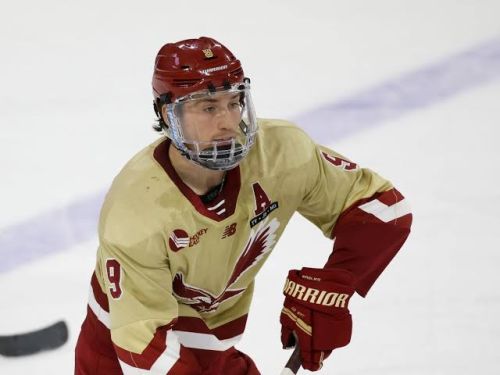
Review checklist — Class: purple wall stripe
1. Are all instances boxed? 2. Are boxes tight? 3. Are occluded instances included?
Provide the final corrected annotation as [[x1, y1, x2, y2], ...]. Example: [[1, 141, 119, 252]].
[[295, 37, 500, 142], [0, 192, 104, 273]]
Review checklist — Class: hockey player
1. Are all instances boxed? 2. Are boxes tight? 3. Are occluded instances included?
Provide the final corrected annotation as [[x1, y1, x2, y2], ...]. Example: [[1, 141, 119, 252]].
[[75, 37, 412, 374]]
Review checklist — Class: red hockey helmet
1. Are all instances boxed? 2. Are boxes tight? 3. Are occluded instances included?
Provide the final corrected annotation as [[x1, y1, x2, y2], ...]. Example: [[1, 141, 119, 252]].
[[152, 37, 245, 103], [151, 37, 258, 171]]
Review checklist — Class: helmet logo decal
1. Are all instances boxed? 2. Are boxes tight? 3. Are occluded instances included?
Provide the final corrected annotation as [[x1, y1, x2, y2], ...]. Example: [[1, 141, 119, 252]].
[[200, 65, 228, 75], [202, 48, 214, 58]]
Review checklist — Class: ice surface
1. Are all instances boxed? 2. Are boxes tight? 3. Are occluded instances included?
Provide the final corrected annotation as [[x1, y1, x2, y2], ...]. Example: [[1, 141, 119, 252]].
[[1, 0, 500, 373]]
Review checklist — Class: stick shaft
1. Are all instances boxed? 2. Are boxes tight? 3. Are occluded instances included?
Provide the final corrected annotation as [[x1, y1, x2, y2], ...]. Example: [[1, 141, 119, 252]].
[[281, 332, 301, 374]]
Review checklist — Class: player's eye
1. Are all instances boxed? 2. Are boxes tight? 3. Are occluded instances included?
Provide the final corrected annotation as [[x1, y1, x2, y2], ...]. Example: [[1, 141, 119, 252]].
[[203, 106, 216, 113]]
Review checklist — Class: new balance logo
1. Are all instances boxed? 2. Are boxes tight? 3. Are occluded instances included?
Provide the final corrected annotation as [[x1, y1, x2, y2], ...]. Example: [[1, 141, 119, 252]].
[[222, 223, 237, 239]]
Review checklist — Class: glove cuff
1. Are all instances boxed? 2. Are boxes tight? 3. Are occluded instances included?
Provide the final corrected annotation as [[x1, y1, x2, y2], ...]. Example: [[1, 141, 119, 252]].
[[300, 267, 356, 286]]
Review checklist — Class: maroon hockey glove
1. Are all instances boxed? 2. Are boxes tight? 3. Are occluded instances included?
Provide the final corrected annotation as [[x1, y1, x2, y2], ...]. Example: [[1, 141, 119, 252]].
[[280, 267, 355, 371]]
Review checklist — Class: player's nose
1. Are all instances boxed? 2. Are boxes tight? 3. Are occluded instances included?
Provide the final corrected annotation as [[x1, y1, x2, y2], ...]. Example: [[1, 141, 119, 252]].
[[215, 110, 237, 131]]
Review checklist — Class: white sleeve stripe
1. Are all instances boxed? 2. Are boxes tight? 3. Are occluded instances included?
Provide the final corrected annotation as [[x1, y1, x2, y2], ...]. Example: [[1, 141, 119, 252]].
[[119, 331, 181, 374], [174, 330, 242, 351], [88, 287, 111, 329], [149, 332, 181, 374], [119, 361, 144, 375], [88, 290, 180, 374], [359, 198, 411, 223]]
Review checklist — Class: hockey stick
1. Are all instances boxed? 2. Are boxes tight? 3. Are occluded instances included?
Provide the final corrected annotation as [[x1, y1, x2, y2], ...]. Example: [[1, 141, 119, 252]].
[[280, 332, 302, 375], [0, 320, 68, 357]]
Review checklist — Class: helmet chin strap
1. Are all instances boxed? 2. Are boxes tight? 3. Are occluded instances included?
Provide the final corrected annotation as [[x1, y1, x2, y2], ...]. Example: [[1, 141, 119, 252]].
[[239, 120, 249, 134]]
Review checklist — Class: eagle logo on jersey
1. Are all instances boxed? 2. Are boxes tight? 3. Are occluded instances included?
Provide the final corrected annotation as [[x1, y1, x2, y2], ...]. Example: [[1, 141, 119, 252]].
[[172, 218, 280, 312]]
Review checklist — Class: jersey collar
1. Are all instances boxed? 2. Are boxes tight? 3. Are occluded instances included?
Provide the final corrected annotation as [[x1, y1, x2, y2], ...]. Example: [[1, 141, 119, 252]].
[[153, 138, 241, 221]]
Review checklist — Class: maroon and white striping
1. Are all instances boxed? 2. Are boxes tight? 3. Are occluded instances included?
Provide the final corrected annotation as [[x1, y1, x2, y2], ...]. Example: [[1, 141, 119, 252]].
[[207, 199, 226, 216]]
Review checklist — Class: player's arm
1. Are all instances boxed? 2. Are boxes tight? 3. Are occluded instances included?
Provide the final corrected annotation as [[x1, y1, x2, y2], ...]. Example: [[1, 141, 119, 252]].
[[280, 139, 412, 371], [96, 234, 188, 374], [300, 144, 412, 296]]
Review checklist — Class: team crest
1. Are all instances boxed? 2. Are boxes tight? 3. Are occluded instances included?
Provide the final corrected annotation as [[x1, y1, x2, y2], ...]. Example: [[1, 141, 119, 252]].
[[202, 48, 214, 58], [169, 229, 189, 251], [169, 228, 208, 252], [173, 217, 280, 312]]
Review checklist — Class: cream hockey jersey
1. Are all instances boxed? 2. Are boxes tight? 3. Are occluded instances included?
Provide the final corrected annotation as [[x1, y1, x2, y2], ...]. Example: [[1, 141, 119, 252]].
[[84, 119, 412, 372]]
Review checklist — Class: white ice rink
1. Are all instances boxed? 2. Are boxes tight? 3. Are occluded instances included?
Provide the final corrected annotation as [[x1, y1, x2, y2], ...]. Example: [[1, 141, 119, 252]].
[[1, 0, 500, 374]]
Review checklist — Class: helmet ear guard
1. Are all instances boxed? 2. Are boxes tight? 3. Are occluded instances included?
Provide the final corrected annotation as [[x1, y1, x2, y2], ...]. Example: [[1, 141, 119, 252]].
[[153, 92, 173, 131]]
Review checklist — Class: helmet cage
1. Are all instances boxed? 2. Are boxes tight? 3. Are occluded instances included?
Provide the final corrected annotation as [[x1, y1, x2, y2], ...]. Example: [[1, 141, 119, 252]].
[[162, 79, 258, 171]]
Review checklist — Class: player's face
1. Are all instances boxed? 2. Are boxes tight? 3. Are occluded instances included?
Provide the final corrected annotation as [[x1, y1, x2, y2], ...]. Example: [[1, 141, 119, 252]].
[[179, 91, 243, 145], [161, 82, 258, 171]]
